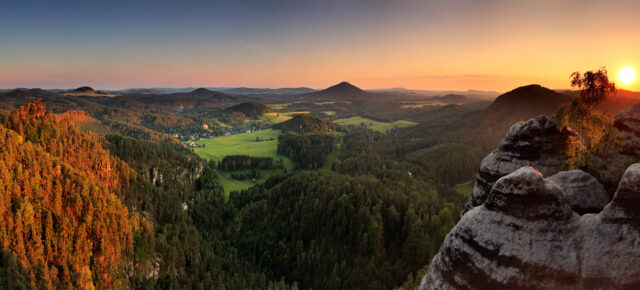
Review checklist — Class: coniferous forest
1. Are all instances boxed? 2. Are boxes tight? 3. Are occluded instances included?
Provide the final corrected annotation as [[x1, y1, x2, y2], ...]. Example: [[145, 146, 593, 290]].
[[3, 2, 640, 288], [0, 99, 470, 289]]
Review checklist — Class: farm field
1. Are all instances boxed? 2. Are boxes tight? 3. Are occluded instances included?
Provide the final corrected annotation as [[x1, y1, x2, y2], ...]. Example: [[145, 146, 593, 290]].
[[333, 116, 418, 133], [193, 129, 293, 196]]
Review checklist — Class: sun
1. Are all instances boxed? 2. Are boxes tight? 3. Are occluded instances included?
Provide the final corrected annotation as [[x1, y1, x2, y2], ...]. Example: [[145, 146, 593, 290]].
[[619, 67, 636, 85]]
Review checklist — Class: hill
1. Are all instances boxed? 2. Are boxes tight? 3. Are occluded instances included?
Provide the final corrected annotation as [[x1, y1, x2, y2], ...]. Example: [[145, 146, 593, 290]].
[[223, 87, 316, 96], [487, 84, 572, 117], [432, 94, 475, 104], [0, 99, 145, 288], [110, 88, 238, 111], [224, 102, 274, 118], [272, 114, 340, 133], [301, 81, 374, 101], [188, 87, 227, 98], [72, 86, 95, 93]]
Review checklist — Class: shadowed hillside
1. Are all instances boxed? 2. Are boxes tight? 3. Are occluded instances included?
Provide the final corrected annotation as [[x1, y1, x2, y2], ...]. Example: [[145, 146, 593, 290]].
[[273, 114, 341, 133]]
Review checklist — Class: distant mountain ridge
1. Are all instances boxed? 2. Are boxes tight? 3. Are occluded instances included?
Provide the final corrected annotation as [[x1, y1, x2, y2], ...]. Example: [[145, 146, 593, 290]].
[[223, 87, 316, 96]]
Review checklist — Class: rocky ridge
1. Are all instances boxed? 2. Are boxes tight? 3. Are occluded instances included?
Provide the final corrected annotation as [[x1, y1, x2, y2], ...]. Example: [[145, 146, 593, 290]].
[[421, 111, 640, 289], [461, 115, 577, 216]]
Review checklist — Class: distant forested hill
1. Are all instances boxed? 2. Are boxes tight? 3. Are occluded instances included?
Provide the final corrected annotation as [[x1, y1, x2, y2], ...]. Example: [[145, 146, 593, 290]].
[[273, 114, 341, 133], [224, 102, 274, 118]]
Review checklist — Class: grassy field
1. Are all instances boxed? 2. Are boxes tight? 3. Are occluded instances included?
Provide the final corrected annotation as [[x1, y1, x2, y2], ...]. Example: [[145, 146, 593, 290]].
[[454, 182, 473, 198], [321, 111, 336, 116], [260, 112, 293, 124], [192, 129, 292, 196], [260, 111, 311, 124], [319, 143, 340, 172], [333, 116, 418, 133], [266, 103, 291, 110]]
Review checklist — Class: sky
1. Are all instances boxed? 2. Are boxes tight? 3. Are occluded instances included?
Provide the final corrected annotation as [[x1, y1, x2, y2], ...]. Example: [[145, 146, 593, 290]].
[[1, 0, 639, 91]]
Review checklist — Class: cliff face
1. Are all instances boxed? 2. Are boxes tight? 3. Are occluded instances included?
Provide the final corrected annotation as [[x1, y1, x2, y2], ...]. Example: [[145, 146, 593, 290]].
[[421, 165, 640, 289], [421, 111, 640, 289], [462, 115, 577, 216]]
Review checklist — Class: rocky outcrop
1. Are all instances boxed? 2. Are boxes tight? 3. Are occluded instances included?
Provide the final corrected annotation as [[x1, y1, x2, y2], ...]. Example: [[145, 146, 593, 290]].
[[189, 162, 204, 180], [548, 170, 609, 214], [613, 103, 640, 157], [420, 164, 640, 289], [462, 115, 577, 216], [150, 167, 163, 186]]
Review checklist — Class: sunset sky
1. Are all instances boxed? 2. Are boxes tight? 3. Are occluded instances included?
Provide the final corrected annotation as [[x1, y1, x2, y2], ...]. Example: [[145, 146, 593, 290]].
[[1, 0, 639, 91]]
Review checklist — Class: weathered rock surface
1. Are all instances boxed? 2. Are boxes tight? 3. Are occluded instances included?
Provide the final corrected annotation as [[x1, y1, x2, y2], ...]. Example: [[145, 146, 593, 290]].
[[150, 167, 163, 186], [462, 115, 577, 216], [420, 164, 640, 290], [548, 170, 609, 214]]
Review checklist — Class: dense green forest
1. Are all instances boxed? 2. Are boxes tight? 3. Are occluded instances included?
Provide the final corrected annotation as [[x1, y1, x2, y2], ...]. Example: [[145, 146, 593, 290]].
[[277, 133, 338, 169], [0, 78, 590, 290], [0, 100, 477, 289], [274, 114, 341, 133], [231, 129, 465, 289]]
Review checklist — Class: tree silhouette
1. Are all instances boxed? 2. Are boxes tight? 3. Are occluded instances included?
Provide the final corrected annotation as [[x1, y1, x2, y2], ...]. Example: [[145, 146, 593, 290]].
[[558, 67, 616, 166]]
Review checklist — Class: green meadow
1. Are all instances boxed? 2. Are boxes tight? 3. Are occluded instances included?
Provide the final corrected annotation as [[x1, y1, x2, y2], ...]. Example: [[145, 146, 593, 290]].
[[193, 129, 292, 196], [333, 116, 418, 133], [454, 182, 473, 198]]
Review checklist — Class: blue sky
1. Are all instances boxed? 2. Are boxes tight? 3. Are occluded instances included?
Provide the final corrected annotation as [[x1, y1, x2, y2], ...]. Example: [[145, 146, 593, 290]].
[[1, 0, 639, 91]]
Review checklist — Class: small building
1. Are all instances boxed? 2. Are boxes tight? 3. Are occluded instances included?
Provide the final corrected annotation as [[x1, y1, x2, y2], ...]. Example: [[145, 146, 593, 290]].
[[224, 131, 232, 136], [202, 123, 209, 130]]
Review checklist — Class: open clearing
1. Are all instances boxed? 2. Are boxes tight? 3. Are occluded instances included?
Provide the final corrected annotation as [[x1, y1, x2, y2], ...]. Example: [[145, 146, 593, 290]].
[[260, 112, 293, 124], [454, 182, 473, 198], [260, 111, 311, 124], [333, 116, 418, 133], [193, 129, 292, 196], [266, 103, 291, 110]]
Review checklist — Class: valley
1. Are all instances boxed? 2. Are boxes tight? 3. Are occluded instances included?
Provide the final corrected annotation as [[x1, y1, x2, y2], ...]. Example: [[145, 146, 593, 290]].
[[4, 1, 640, 289], [1, 77, 639, 289]]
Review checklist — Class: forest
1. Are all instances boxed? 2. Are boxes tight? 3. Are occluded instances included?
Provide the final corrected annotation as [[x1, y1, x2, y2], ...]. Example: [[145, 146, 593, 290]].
[[0, 99, 473, 289], [1, 75, 626, 290]]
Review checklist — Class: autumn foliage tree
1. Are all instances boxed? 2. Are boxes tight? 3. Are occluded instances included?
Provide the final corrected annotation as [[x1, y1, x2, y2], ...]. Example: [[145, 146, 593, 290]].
[[0, 99, 148, 289], [557, 67, 616, 167]]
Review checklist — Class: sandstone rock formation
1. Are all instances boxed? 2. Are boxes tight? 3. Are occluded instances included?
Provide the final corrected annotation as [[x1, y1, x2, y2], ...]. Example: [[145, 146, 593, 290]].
[[548, 170, 609, 214], [420, 164, 640, 290], [462, 115, 577, 216], [422, 110, 640, 289]]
